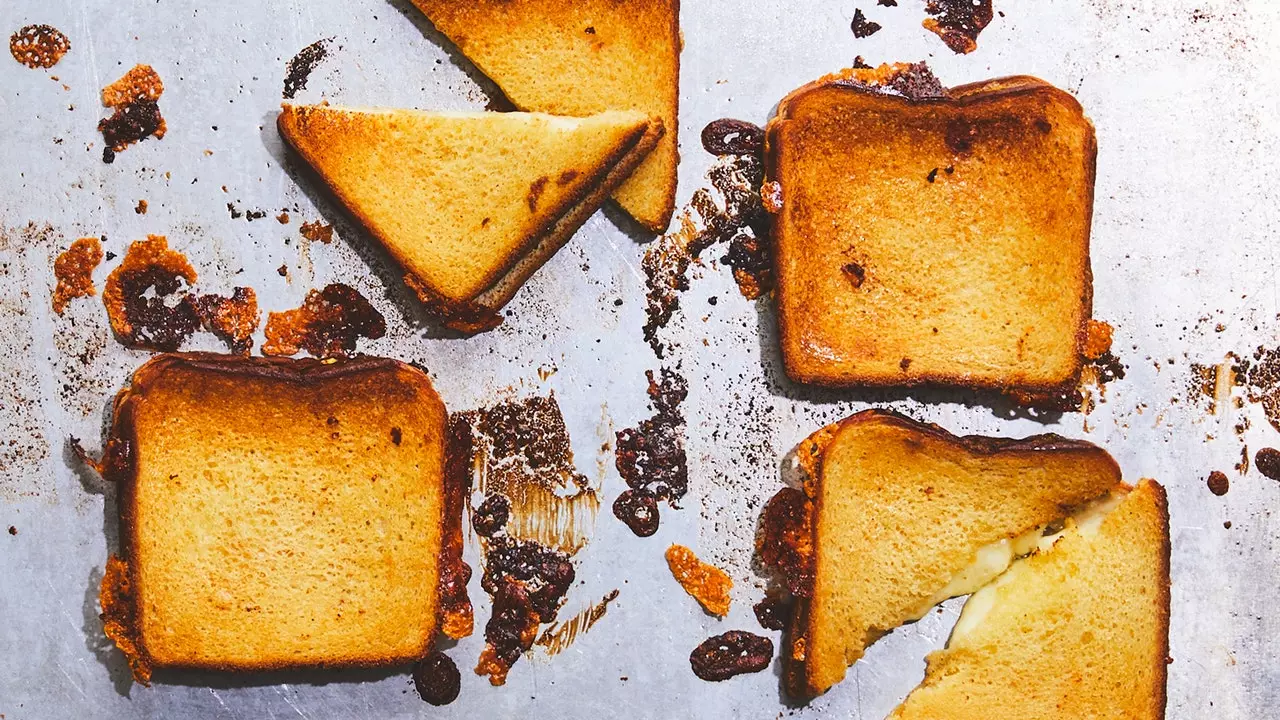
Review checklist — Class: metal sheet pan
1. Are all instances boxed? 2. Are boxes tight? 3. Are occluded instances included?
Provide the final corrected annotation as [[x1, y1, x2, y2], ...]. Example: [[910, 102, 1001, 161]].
[[2, 0, 1277, 717]]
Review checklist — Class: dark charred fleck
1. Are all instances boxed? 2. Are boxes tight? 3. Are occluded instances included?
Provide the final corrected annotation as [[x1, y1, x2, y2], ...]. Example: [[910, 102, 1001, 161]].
[[701, 119, 765, 157], [479, 537, 575, 682], [612, 488, 660, 537], [472, 494, 511, 538], [924, 0, 995, 54], [6, 526, 15, 536], [927, 167, 939, 183], [615, 369, 689, 531], [413, 651, 460, 706], [1206, 471, 1229, 496], [283, 37, 332, 100], [842, 262, 866, 288], [1255, 448, 1280, 481], [390, 427, 402, 446], [753, 596, 792, 631], [851, 9, 882, 38], [946, 117, 977, 154], [262, 283, 386, 358], [758, 487, 815, 598], [690, 631, 774, 681]]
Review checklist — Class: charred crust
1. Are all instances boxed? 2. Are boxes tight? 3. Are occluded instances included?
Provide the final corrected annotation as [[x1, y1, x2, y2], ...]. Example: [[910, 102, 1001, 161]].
[[439, 415, 475, 640]]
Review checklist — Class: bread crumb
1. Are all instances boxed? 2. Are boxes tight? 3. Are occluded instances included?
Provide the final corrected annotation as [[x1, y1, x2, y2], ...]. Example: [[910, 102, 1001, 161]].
[[665, 544, 732, 616]]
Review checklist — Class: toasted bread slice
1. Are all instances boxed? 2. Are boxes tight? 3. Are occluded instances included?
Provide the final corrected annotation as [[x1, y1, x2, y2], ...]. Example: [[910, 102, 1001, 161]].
[[98, 353, 459, 679], [767, 69, 1097, 392], [410, 0, 680, 232], [891, 479, 1170, 719], [278, 105, 661, 332], [782, 410, 1122, 698]]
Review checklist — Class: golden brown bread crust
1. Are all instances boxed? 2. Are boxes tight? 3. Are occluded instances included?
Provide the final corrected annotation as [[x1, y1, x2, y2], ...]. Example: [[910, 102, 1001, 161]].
[[100, 353, 456, 677], [410, 0, 680, 232], [276, 107, 658, 334], [783, 409, 1121, 699], [767, 73, 1097, 394]]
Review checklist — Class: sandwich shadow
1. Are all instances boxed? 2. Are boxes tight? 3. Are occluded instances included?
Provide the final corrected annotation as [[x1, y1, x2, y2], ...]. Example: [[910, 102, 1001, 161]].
[[751, 296, 1067, 424], [384, 0, 514, 112], [154, 664, 406, 690], [71, 400, 136, 697], [259, 112, 475, 340]]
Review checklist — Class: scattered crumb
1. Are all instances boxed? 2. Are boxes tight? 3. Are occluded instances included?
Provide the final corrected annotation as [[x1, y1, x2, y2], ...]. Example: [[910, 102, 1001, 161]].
[[134, 199, 147, 215], [262, 283, 386, 358], [9, 25, 69, 69], [300, 220, 334, 244], [98, 64, 166, 163], [276, 212, 290, 224], [52, 236, 104, 314], [1206, 471, 1229, 496], [665, 544, 733, 617]]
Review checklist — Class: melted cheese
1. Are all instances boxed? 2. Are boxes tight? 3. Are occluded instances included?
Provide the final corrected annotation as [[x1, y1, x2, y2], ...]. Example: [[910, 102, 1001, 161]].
[[948, 490, 1128, 641], [910, 491, 1127, 623]]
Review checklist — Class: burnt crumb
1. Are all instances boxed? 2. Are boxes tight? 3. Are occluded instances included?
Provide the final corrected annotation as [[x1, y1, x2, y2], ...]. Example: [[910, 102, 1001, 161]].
[[276, 212, 290, 224], [721, 230, 775, 300], [899, 357, 913, 371], [6, 526, 15, 536], [842, 262, 866, 288], [852, 55, 873, 69], [98, 65, 166, 163], [277, 264, 288, 277], [52, 236, 104, 314], [283, 37, 333, 99], [194, 287, 259, 354], [851, 9, 882, 37], [262, 283, 386, 358], [413, 651, 460, 706], [1242, 347, 1280, 432], [71, 436, 133, 483], [758, 487, 815, 598], [826, 62, 948, 102], [753, 596, 792, 631], [924, 0, 995, 54], [614, 369, 689, 536], [134, 199, 148, 215], [1255, 448, 1280, 481], [390, 427, 402, 445], [612, 488, 660, 537], [227, 202, 243, 219], [701, 119, 764, 157], [476, 537, 575, 685], [102, 235, 199, 351], [472, 494, 511, 538], [927, 167, 939, 183], [644, 154, 771, 355], [475, 396, 578, 471], [300, 220, 335, 244], [878, 0, 898, 5], [689, 631, 774, 682], [1206, 471, 1229, 496], [245, 209, 266, 221], [10, 24, 69, 69]]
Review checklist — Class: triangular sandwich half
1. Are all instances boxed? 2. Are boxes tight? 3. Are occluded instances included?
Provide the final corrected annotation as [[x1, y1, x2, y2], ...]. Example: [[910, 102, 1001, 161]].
[[891, 478, 1169, 719], [278, 104, 660, 333], [410, 0, 679, 232], [767, 409, 1124, 699]]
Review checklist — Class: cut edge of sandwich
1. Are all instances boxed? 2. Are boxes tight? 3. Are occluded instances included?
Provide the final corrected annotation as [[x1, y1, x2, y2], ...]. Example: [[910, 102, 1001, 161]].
[[764, 65, 1098, 396], [96, 353, 468, 683], [889, 478, 1170, 719], [277, 105, 663, 334], [777, 409, 1124, 700]]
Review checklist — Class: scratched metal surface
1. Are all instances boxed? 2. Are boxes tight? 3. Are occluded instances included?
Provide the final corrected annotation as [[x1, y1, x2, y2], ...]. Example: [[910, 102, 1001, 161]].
[[1, 0, 1278, 717]]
